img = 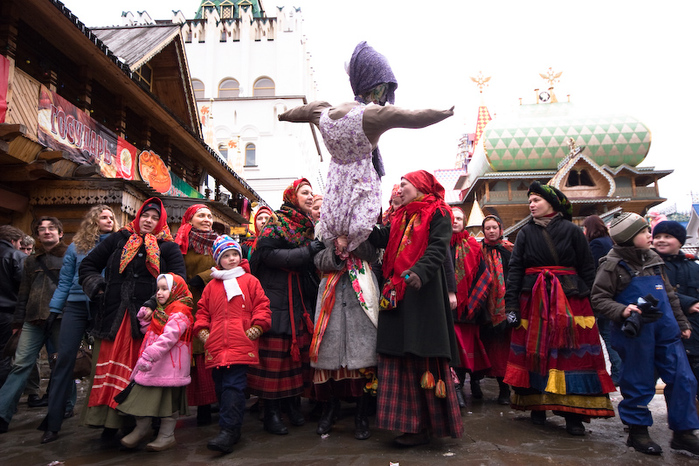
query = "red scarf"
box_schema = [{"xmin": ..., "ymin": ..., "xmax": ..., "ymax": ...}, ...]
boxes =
[
  {"xmin": 525, "ymin": 266, "xmax": 577, "ymax": 375},
  {"xmin": 482, "ymin": 238, "xmax": 514, "ymax": 326},
  {"xmin": 150, "ymin": 273, "xmax": 193, "ymax": 343},
  {"xmin": 119, "ymin": 198, "xmax": 173, "ymax": 277},
  {"xmin": 451, "ymin": 231, "xmax": 482, "ymax": 318},
  {"xmin": 174, "ymin": 204, "xmax": 217, "ymax": 255}
]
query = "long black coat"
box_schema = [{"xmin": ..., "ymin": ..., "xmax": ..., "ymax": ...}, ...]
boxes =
[
  {"xmin": 505, "ymin": 214, "xmax": 595, "ymax": 314},
  {"xmin": 371, "ymin": 210, "xmax": 460, "ymax": 362},
  {"xmin": 79, "ymin": 229, "xmax": 185, "ymax": 341}
]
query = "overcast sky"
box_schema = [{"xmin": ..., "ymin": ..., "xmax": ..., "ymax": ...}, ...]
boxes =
[{"xmin": 61, "ymin": 0, "xmax": 699, "ymax": 212}]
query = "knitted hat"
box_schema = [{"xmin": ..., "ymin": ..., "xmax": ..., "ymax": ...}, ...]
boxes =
[
  {"xmin": 141, "ymin": 201, "xmax": 161, "ymax": 216},
  {"xmin": 609, "ymin": 212, "xmax": 649, "ymax": 245},
  {"xmin": 213, "ymin": 235, "xmax": 242, "ymax": 265},
  {"xmin": 527, "ymin": 181, "xmax": 573, "ymax": 221},
  {"xmin": 652, "ymin": 220, "xmax": 686, "ymax": 246}
]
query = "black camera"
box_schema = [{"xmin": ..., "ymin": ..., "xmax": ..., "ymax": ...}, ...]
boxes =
[{"xmin": 621, "ymin": 294, "xmax": 660, "ymax": 338}]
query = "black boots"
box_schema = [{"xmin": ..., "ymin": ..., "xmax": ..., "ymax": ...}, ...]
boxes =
[
  {"xmin": 455, "ymin": 384, "xmax": 466, "ymax": 408},
  {"xmin": 671, "ymin": 429, "xmax": 699, "ymax": 455},
  {"xmin": 197, "ymin": 404, "xmax": 212, "ymax": 426},
  {"xmin": 354, "ymin": 395, "xmax": 371, "ymax": 440},
  {"xmin": 263, "ymin": 399, "xmax": 288, "ymax": 435},
  {"xmin": 316, "ymin": 398, "xmax": 340, "ymax": 435},
  {"xmin": 564, "ymin": 413, "xmax": 585, "ymax": 436},
  {"xmin": 531, "ymin": 410, "xmax": 546, "ymax": 425},
  {"xmin": 497, "ymin": 378, "xmax": 511, "ymax": 405},
  {"xmin": 627, "ymin": 425, "xmax": 662, "ymax": 455},
  {"xmin": 282, "ymin": 397, "xmax": 305, "ymax": 426},
  {"xmin": 207, "ymin": 427, "xmax": 241, "ymax": 453},
  {"xmin": 470, "ymin": 376, "xmax": 483, "ymax": 399}
]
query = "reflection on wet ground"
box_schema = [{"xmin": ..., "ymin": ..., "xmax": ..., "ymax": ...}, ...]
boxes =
[{"xmin": 2, "ymin": 377, "xmax": 698, "ymax": 466}]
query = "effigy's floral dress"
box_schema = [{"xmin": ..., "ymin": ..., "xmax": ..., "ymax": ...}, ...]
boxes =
[{"xmin": 317, "ymin": 104, "xmax": 381, "ymax": 252}]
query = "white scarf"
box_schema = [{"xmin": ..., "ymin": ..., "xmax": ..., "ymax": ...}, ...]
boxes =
[{"xmin": 211, "ymin": 266, "xmax": 246, "ymax": 301}]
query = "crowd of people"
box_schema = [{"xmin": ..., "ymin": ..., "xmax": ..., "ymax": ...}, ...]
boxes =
[{"xmin": 1, "ymin": 40, "xmax": 699, "ymax": 459}]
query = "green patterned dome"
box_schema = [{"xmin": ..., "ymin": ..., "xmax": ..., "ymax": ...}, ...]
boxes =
[{"xmin": 483, "ymin": 102, "xmax": 651, "ymax": 171}]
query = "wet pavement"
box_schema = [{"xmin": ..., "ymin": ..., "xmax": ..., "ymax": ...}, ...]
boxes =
[{"xmin": 2, "ymin": 378, "xmax": 698, "ymax": 466}]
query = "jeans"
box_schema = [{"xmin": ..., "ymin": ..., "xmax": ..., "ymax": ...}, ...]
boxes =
[
  {"xmin": 212, "ymin": 365, "xmax": 248, "ymax": 431},
  {"xmin": 43, "ymin": 302, "xmax": 88, "ymax": 431},
  {"xmin": 0, "ymin": 321, "xmax": 60, "ymax": 423}
]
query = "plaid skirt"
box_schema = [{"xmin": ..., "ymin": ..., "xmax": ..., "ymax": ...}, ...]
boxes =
[
  {"xmin": 247, "ymin": 333, "xmax": 312, "ymax": 399},
  {"xmin": 187, "ymin": 353, "xmax": 217, "ymax": 406},
  {"xmin": 376, "ymin": 354, "xmax": 463, "ymax": 438}
]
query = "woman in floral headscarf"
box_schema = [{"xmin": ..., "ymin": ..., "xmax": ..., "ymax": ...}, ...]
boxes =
[
  {"xmin": 368, "ymin": 170, "xmax": 462, "ymax": 446},
  {"xmin": 503, "ymin": 182, "xmax": 614, "ymax": 436},
  {"xmin": 248, "ymin": 179, "xmax": 325, "ymax": 435},
  {"xmin": 278, "ymin": 42, "xmax": 454, "ymax": 256},
  {"xmin": 79, "ymin": 197, "xmax": 185, "ymax": 434},
  {"xmin": 173, "ymin": 204, "xmax": 219, "ymax": 425}
]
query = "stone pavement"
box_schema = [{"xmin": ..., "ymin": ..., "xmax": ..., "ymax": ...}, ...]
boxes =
[{"xmin": 2, "ymin": 377, "xmax": 698, "ymax": 466}]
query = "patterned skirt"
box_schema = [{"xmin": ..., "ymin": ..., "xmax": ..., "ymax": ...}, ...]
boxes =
[
  {"xmin": 247, "ymin": 333, "xmax": 312, "ymax": 399},
  {"xmin": 376, "ymin": 354, "xmax": 463, "ymax": 438},
  {"xmin": 504, "ymin": 294, "xmax": 615, "ymax": 418},
  {"xmin": 482, "ymin": 327, "xmax": 512, "ymax": 378},
  {"xmin": 454, "ymin": 322, "xmax": 491, "ymax": 373}
]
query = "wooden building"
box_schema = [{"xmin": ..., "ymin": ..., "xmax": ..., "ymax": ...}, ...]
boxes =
[{"xmin": 0, "ymin": 0, "xmax": 264, "ymax": 239}]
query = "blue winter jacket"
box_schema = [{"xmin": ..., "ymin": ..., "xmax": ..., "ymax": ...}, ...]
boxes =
[{"xmin": 48, "ymin": 234, "xmax": 110, "ymax": 315}]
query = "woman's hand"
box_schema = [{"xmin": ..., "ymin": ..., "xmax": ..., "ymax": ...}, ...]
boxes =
[
  {"xmin": 689, "ymin": 303, "xmax": 699, "ymax": 314},
  {"xmin": 448, "ymin": 292, "xmax": 457, "ymax": 311},
  {"xmin": 402, "ymin": 270, "xmax": 422, "ymax": 290},
  {"xmin": 622, "ymin": 304, "xmax": 641, "ymax": 319},
  {"xmin": 334, "ymin": 236, "xmax": 349, "ymax": 260},
  {"xmin": 682, "ymin": 328, "xmax": 692, "ymax": 339}
]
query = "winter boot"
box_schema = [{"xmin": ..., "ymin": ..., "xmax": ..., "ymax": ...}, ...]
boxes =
[
  {"xmin": 497, "ymin": 378, "xmax": 511, "ymax": 405},
  {"xmin": 120, "ymin": 417, "xmax": 152, "ymax": 449},
  {"xmin": 455, "ymin": 384, "xmax": 466, "ymax": 408},
  {"xmin": 282, "ymin": 396, "xmax": 305, "ymax": 426},
  {"xmin": 627, "ymin": 425, "xmax": 662, "ymax": 455},
  {"xmin": 316, "ymin": 398, "xmax": 340, "ymax": 435},
  {"xmin": 207, "ymin": 427, "xmax": 241, "ymax": 453},
  {"xmin": 263, "ymin": 399, "xmax": 288, "ymax": 435},
  {"xmin": 197, "ymin": 404, "xmax": 212, "ymax": 426},
  {"xmin": 354, "ymin": 394, "xmax": 371, "ymax": 440},
  {"xmin": 531, "ymin": 410, "xmax": 546, "ymax": 425},
  {"xmin": 145, "ymin": 414, "xmax": 177, "ymax": 451},
  {"xmin": 470, "ymin": 376, "xmax": 483, "ymax": 399},
  {"xmin": 671, "ymin": 429, "xmax": 699, "ymax": 455},
  {"xmin": 564, "ymin": 413, "xmax": 585, "ymax": 436}
]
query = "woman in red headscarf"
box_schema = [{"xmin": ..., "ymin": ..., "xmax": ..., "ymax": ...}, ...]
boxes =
[
  {"xmin": 173, "ymin": 204, "xmax": 219, "ymax": 425},
  {"xmin": 248, "ymin": 179, "xmax": 325, "ymax": 435},
  {"xmin": 79, "ymin": 197, "xmax": 185, "ymax": 434},
  {"xmin": 368, "ymin": 170, "xmax": 462, "ymax": 446},
  {"xmin": 241, "ymin": 206, "xmax": 274, "ymax": 261}
]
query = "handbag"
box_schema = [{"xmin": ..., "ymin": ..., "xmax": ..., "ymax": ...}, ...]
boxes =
[{"xmin": 48, "ymin": 338, "xmax": 93, "ymax": 379}]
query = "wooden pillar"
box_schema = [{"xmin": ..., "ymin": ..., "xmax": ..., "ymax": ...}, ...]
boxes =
[
  {"xmin": 631, "ymin": 176, "xmax": 637, "ymax": 197},
  {"xmin": 485, "ymin": 181, "xmax": 491, "ymax": 202},
  {"xmin": 654, "ymin": 176, "xmax": 659, "ymax": 197},
  {"xmin": 0, "ymin": 2, "xmax": 19, "ymax": 60},
  {"xmin": 215, "ymin": 180, "xmax": 221, "ymax": 202},
  {"xmin": 507, "ymin": 180, "xmax": 512, "ymax": 201},
  {"xmin": 77, "ymin": 66, "xmax": 92, "ymax": 113}
]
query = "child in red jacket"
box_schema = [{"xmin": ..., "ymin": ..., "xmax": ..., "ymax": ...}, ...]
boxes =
[{"xmin": 195, "ymin": 235, "xmax": 271, "ymax": 454}]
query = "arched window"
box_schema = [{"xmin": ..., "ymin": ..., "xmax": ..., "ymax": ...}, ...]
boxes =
[
  {"xmin": 253, "ymin": 77, "xmax": 275, "ymax": 97},
  {"xmin": 218, "ymin": 78, "xmax": 240, "ymax": 98},
  {"xmin": 218, "ymin": 144, "xmax": 228, "ymax": 159},
  {"xmin": 245, "ymin": 143, "xmax": 256, "ymax": 166},
  {"xmin": 565, "ymin": 169, "xmax": 595, "ymax": 187},
  {"xmin": 192, "ymin": 79, "xmax": 205, "ymax": 99}
]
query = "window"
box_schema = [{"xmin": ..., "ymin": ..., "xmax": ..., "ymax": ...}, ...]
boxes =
[
  {"xmin": 245, "ymin": 143, "xmax": 256, "ymax": 166},
  {"xmin": 134, "ymin": 64, "xmax": 153, "ymax": 91},
  {"xmin": 221, "ymin": 5, "xmax": 233, "ymax": 19},
  {"xmin": 192, "ymin": 79, "xmax": 205, "ymax": 99},
  {"xmin": 218, "ymin": 144, "xmax": 228, "ymax": 159},
  {"xmin": 220, "ymin": 28, "xmax": 227, "ymax": 42},
  {"xmin": 185, "ymin": 28, "xmax": 192, "ymax": 43},
  {"xmin": 565, "ymin": 169, "xmax": 595, "ymax": 187},
  {"xmin": 253, "ymin": 77, "xmax": 275, "ymax": 97},
  {"xmin": 218, "ymin": 78, "xmax": 240, "ymax": 98}
]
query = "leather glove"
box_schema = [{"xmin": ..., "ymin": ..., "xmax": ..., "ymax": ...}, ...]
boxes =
[
  {"xmin": 401, "ymin": 270, "xmax": 422, "ymax": 290},
  {"xmin": 136, "ymin": 356, "xmax": 152, "ymax": 372},
  {"xmin": 506, "ymin": 311, "xmax": 521, "ymax": 328},
  {"xmin": 308, "ymin": 239, "xmax": 326, "ymax": 256}
]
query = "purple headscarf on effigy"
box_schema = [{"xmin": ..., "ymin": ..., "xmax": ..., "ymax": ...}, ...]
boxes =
[{"xmin": 347, "ymin": 41, "xmax": 398, "ymax": 177}]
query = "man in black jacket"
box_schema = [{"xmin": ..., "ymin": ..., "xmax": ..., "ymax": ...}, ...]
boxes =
[
  {"xmin": 0, "ymin": 225, "xmax": 27, "ymax": 388},
  {"xmin": 0, "ymin": 217, "xmax": 66, "ymax": 433}
]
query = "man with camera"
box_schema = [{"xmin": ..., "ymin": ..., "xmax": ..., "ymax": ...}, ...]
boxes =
[{"xmin": 591, "ymin": 212, "xmax": 699, "ymax": 457}]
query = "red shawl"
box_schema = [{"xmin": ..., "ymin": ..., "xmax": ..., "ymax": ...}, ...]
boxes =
[
  {"xmin": 451, "ymin": 231, "xmax": 482, "ymax": 318},
  {"xmin": 119, "ymin": 197, "xmax": 173, "ymax": 277},
  {"xmin": 151, "ymin": 273, "xmax": 193, "ymax": 343}
]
